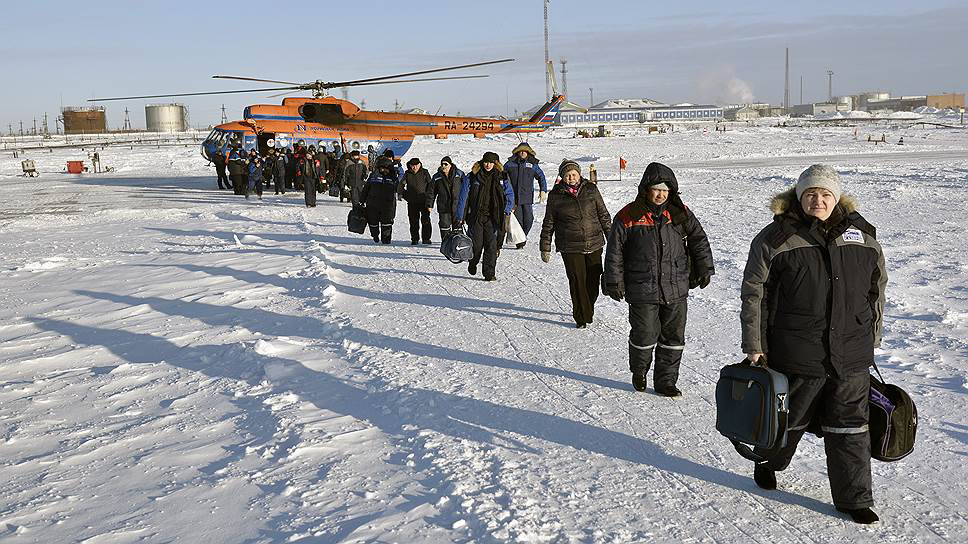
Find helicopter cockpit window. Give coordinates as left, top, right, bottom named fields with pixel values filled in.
left=351, top=141, right=360, bottom=150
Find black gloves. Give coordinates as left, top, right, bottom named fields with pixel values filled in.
left=689, top=274, right=711, bottom=289
left=605, top=283, right=624, bottom=302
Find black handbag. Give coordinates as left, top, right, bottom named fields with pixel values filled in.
left=347, top=206, right=367, bottom=234
left=715, top=358, right=789, bottom=462
left=869, top=363, right=917, bottom=462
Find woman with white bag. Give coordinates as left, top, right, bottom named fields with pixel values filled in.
left=539, top=160, right=612, bottom=328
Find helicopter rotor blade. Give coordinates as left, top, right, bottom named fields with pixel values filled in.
left=321, top=58, right=513, bottom=88
left=88, top=87, right=301, bottom=102
left=212, top=75, right=304, bottom=86
left=334, top=74, right=489, bottom=89
left=266, top=89, right=306, bottom=98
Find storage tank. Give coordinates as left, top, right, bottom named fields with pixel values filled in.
left=63, top=106, right=107, bottom=134
left=145, top=103, right=188, bottom=132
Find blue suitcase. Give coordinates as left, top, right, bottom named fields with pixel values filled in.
left=715, top=359, right=789, bottom=462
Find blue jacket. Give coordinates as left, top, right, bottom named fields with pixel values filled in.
left=247, top=158, right=263, bottom=182
left=504, top=156, right=547, bottom=206
left=456, top=161, right=514, bottom=223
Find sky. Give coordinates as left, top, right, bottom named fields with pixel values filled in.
left=2, top=0, right=966, bottom=131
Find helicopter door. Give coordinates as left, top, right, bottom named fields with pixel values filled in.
left=257, top=133, right=276, bottom=155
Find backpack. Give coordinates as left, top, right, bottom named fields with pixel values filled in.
left=440, top=228, right=474, bottom=263
left=715, top=358, right=789, bottom=462
left=869, top=364, right=917, bottom=462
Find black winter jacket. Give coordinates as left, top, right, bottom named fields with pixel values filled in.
left=740, top=190, right=887, bottom=378
left=604, top=197, right=714, bottom=304
left=427, top=166, right=467, bottom=217
left=398, top=167, right=433, bottom=204
left=539, top=179, right=611, bottom=254
left=361, top=172, right=398, bottom=223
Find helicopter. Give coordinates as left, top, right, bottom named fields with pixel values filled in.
left=89, top=59, right=565, bottom=161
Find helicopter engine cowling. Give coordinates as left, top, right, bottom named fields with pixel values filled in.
left=300, top=103, right=347, bottom=125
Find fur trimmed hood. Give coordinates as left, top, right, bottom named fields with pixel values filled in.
left=770, top=188, right=857, bottom=216
left=510, top=142, right=536, bottom=159
left=471, top=160, right=504, bottom=175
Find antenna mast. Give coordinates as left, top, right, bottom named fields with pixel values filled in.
left=784, top=47, right=790, bottom=109
left=827, top=70, right=834, bottom=101
left=544, top=0, right=551, bottom=101
left=560, top=59, right=568, bottom=98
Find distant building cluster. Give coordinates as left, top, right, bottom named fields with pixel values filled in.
left=557, top=99, right=724, bottom=127
left=725, top=92, right=966, bottom=120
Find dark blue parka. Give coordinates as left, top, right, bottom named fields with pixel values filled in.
left=504, top=149, right=547, bottom=206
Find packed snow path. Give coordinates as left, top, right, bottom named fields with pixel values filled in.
left=1, top=128, right=967, bottom=543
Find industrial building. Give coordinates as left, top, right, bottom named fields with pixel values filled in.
left=145, top=103, right=189, bottom=132
left=62, top=106, right=107, bottom=134
left=558, top=98, right=723, bottom=126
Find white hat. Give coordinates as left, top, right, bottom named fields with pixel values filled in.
left=796, top=164, right=842, bottom=202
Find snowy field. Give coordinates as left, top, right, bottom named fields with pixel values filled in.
left=1, top=124, right=967, bottom=543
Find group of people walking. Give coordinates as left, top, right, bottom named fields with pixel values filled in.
left=210, top=141, right=373, bottom=207
left=213, top=139, right=889, bottom=523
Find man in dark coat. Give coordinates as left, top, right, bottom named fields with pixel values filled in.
left=456, top=151, right=515, bottom=281
left=399, top=157, right=434, bottom=244
left=212, top=149, right=228, bottom=190
left=539, top=160, right=611, bottom=327
left=285, top=147, right=297, bottom=191
left=740, top=164, right=887, bottom=525
left=426, top=155, right=467, bottom=240
left=603, top=162, right=714, bottom=396
left=297, top=150, right=317, bottom=207
left=272, top=148, right=288, bottom=194
left=504, top=142, right=548, bottom=247
left=227, top=147, right=246, bottom=195
left=360, top=156, right=399, bottom=244
left=314, top=145, right=330, bottom=193
left=343, top=150, right=368, bottom=206
left=367, top=145, right=379, bottom=174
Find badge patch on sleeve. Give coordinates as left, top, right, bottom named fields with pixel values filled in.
left=842, top=228, right=864, bottom=243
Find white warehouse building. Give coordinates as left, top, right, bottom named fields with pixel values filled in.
left=558, top=99, right=724, bottom=126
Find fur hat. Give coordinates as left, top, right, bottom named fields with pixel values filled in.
left=558, top=159, right=581, bottom=178
left=482, top=151, right=500, bottom=164
left=406, top=157, right=421, bottom=167
left=795, top=164, right=842, bottom=202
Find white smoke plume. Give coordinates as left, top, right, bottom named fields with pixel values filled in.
left=699, top=66, right=755, bottom=105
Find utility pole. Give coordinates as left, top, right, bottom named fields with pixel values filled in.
left=341, top=87, right=349, bottom=101
left=589, top=88, right=594, bottom=108
left=800, top=75, right=803, bottom=104
left=123, top=108, right=132, bottom=132
left=827, top=70, right=834, bottom=102
left=220, top=104, right=227, bottom=124
left=543, top=0, right=551, bottom=101
left=32, top=118, right=37, bottom=136
left=8, top=124, right=12, bottom=136
left=560, top=59, right=568, bottom=98
left=19, top=121, right=24, bottom=136
left=42, top=113, right=49, bottom=137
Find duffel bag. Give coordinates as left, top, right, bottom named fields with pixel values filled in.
left=869, top=364, right=917, bottom=462
left=347, top=206, right=367, bottom=234
left=715, top=357, right=789, bottom=462
left=440, top=228, right=473, bottom=263
left=329, top=183, right=341, bottom=197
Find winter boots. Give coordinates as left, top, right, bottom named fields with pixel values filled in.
left=753, top=464, right=777, bottom=490
left=837, top=507, right=880, bottom=524
left=631, top=371, right=647, bottom=392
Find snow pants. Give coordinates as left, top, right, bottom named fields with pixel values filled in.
left=407, top=201, right=432, bottom=243
left=627, top=301, right=687, bottom=389
left=230, top=174, right=244, bottom=195
left=513, top=203, right=535, bottom=237
left=753, top=370, right=873, bottom=510
left=469, top=217, right=500, bottom=279
left=561, top=249, right=603, bottom=326
left=304, top=180, right=316, bottom=207
left=216, top=166, right=228, bottom=189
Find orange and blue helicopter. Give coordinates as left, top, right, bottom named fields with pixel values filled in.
left=91, top=59, right=565, bottom=161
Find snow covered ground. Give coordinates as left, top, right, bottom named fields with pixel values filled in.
left=1, top=124, right=967, bottom=543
